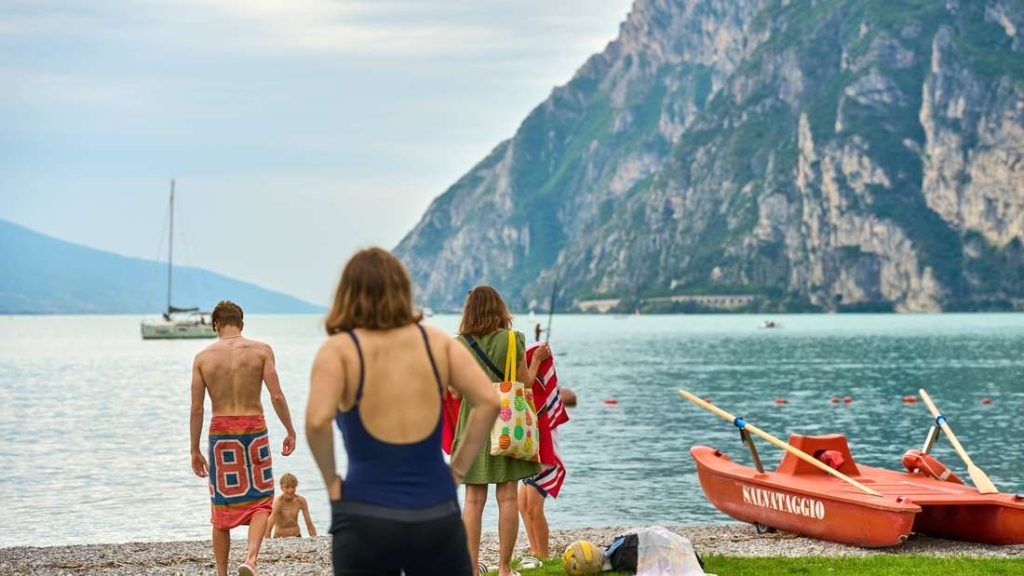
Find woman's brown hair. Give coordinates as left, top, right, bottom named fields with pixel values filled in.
left=459, top=285, right=512, bottom=337
left=325, top=248, right=422, bottom=334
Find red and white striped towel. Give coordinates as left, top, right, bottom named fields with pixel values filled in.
left=525, top=342, right=569, bottom=497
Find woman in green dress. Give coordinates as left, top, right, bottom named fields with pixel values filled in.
left=454, top=286, right=550, bottom=576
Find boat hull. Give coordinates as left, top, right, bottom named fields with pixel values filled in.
left=693, top=440, right=1024, bottom=546
left=912, top=499, right=1024, bottom=545
left=692, top=446, right=918, bottom=547
left=141, top=321, right=215, bottom=339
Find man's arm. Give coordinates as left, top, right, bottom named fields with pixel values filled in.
left=263, top=345, right=296, bottom=456
left=300, top=496, right=317, bottom=537
left=189, top=356, right=209, bottom=477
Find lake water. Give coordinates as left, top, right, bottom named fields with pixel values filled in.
left=1, top=313, right=1022, bottom=548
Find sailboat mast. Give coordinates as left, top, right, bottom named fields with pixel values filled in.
left=167, top=179, right=174, bottom=314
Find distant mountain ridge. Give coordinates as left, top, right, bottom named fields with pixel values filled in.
left=0, top=219, right=321, bottom=314
left=396, top=0, right=1024, bottom=313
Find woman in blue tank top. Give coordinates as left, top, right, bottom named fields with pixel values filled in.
left=306, top=248, right=500, bottom=576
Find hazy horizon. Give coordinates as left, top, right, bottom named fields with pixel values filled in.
left=2, top=1, right=633, bottom=305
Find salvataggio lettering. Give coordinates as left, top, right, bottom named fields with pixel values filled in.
left=741, top=485, right=826, bottom=520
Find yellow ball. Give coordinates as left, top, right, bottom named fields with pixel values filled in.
left=562, top=540, right=604, bottom=576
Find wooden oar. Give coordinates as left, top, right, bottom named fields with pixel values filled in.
left=918, top=388, right=998, bottom=494
left=678, top=390, right=882, bottom=497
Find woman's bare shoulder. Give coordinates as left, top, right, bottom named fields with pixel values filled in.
left=420, top=323, right=454, bottom=343
left=315, top=334, right=350, bottom=359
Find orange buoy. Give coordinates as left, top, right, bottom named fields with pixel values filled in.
left=603, top=398, right=618, bottom=405
left=982, top=397, right=992, bottom=405
left=903, top=395, right=918, bottom=404
left=774, top=398, right=789, bottom=405
left=830, top=396, right=840, bottom=404
left=843, top=395, right=853, bottom=404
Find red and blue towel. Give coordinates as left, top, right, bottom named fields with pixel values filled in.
left=208, top=414, right=274, bottom=529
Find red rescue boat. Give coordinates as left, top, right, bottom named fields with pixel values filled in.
left=692, top=434, right=1024, bottom=547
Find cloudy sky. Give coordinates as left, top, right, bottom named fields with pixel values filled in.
left=2, top=0, right=633, bottom=305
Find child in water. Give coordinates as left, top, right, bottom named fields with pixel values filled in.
left=265, top=473, right=317, bottom=538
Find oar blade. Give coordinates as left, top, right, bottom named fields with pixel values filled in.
left=968, top=465, right=999, bottom=494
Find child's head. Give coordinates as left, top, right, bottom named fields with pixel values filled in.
left=280, top=473, right=298, bottom=491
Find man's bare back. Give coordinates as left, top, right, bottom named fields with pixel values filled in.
left=196, top=335, right=273, bottom=416
left=190, top=325, right=297, bottom=477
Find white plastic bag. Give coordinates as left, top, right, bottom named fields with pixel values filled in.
left=633, top=526, right=713, bottom=576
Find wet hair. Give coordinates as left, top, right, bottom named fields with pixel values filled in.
left=459, top=286, right=512, bottom=337
left=211, top=300, right=243, bottom=330
left=325, top=248, right=421, bottom=334
left=280, top=473, right=298, bottom=488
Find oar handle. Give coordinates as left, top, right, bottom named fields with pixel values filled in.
left=918, top=389, right=974, bottom=466
left=678, top=390, right=882, bottom=497
left=679, top=390, right=740, bottom=423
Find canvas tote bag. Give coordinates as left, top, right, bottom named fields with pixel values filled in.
left=489, top=330, right=540, bottom=461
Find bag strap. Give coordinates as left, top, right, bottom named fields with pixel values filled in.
left=465, top=335, right=504, bottom=380
left=504, top=330, right=517, bottom=382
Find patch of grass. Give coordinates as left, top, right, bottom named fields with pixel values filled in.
left=484, top=558, right=628, bottom=576
left=487, top=555, right=1024, bottom=575
left=703, top=555, right=1024, bottom=575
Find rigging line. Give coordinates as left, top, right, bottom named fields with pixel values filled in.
left=142, top=192, right=171, bottom=317
left=545, top=273, right=558, bottom=343
left=175, top=189, right=196, bottom=309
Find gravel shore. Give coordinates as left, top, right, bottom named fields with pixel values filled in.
left=3, top=524, right=1022, bottom=575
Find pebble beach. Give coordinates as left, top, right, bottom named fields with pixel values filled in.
left=3, top=524, right=1022, bottom=575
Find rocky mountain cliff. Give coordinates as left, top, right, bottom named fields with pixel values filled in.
left=395, top=0, right=1024, bottom=313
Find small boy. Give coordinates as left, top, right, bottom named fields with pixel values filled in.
left=265, top=473, right=317, bottom=538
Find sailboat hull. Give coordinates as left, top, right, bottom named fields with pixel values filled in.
left=141, top=319, right=215, bottom=339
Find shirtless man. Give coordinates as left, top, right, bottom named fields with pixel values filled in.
left=264, top=473, right=317, bottom=538
left=190, top=301, right=297, bottom=576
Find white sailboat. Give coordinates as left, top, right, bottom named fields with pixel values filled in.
left=140, top=180, right=216, bottom=340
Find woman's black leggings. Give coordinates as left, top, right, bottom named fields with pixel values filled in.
left=330, top=499, right=472, bottom=576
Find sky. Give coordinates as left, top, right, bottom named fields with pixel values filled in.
left=1, top=0, right=634, bottom=305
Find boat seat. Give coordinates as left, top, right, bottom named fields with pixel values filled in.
left=776, top=434, right=861, bottom=476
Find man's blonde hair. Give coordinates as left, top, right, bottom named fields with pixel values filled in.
left=280, top=473, right=298, bottom=488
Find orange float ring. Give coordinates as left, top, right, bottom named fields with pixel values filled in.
left=603, top=398, right=618, bottom=405
left=903, top=395, right=918, bottom=403
left=843, top=395, right=853, bottom=404
left=901, top=449, right=963, bottom=484
left=774, top=398, right=788, bottom=404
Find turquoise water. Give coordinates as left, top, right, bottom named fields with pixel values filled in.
left=1, top=314, right=1022, bottom=547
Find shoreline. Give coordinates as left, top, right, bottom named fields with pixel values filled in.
left=3, top=524, right=1022, bottom=575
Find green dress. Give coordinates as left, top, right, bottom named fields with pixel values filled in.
left=453, top=329, right=542, bottom=484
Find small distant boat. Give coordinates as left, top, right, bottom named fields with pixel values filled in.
left=692, top=434, right=1024, bottom=547
left=759, top=319, right=781, bottom=329
left=421, top=307, right=435, bottom=318
left=141, top=181, right=215, bottom=340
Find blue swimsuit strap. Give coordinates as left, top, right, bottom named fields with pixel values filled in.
left=346, top=330, right=366, bottom=403
left=415, top=324, right=443, bottom=397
